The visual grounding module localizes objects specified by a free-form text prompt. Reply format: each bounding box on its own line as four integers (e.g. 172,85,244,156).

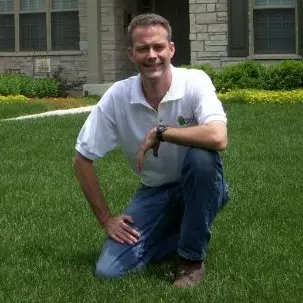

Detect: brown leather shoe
173,261,205,288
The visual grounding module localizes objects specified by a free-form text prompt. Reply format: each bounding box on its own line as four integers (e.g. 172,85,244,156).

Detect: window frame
0,0,80,53
250,0,299,56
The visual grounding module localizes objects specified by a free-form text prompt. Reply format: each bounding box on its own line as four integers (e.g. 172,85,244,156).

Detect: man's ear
169,42,175,59
127,47,134,62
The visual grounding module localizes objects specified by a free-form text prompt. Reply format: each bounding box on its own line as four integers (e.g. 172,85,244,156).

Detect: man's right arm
73,152,112,226
73,152,140,244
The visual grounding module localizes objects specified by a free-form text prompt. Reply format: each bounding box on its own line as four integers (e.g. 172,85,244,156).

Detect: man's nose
147,47,157,59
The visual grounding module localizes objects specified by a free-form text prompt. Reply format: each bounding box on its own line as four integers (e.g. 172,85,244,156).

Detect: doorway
137,0,190,66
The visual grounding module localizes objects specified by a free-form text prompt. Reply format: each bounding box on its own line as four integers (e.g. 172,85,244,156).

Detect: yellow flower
0,94,29,104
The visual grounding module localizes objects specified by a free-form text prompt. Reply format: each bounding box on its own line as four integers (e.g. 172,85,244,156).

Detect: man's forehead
132,24,168,38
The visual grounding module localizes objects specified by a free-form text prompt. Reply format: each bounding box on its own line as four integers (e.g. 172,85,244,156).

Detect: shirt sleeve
189,69,227,125
75,88,119,160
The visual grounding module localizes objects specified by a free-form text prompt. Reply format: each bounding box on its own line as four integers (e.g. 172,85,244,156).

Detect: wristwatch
156,124,168,142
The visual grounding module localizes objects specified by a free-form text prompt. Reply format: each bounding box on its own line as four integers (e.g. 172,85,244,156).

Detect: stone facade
100,0,136,82
0,0,136,85
1,0,299,85
189,0,242,68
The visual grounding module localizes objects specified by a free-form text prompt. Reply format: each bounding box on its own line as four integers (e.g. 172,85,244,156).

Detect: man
73,13,229,288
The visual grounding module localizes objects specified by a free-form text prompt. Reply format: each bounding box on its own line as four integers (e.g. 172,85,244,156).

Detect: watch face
156,125,167,142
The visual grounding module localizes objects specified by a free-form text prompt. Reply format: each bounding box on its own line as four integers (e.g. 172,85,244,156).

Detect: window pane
0,0,13,12
52,0,78,9
255,0,295,6
254,9,296,54
20,13,46,51
20,0,45,11
0,14,14,51
51,11,79,50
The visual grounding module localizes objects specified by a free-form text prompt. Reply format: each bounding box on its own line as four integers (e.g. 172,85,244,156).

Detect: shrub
261,60,303,90
218,89,303,104
185,60,303,92
215,60,266,92
0,94,29,104
0,73,60,98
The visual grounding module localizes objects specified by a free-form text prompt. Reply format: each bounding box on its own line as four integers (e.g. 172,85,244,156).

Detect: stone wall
189,0,242,68
100,0,136,82
0,0,88,86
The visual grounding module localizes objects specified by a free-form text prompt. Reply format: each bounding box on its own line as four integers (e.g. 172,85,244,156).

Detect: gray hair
127,13,172,46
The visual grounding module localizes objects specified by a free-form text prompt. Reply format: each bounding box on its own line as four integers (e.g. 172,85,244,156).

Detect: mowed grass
0,96,99,119
0,103,303,303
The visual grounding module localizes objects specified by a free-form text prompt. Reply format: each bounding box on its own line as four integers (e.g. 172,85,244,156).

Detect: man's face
128,25,175,81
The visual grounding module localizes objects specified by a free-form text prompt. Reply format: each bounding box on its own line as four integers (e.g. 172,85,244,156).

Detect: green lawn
1,103,303,302
0,96,99,119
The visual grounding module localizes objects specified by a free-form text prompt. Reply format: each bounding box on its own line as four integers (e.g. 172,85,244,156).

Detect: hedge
1,90,302,105
185,60,303,92
0,73,60,98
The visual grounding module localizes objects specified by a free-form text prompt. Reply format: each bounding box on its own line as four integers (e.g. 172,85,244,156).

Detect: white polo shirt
75,66,227,187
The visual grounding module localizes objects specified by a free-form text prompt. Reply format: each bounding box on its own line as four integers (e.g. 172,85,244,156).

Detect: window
0,0,13,11
0,0,14,51
20,13,47,51
0,14,15,51
253,0,296,54
0,0,79,52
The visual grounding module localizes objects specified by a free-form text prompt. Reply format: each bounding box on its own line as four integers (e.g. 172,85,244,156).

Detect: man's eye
137,47,148,52
154,45,165,51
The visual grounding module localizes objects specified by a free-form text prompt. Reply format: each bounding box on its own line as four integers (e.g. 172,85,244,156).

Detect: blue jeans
95,148,229,278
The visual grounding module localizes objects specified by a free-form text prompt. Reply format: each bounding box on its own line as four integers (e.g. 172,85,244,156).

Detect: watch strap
156,124,168,142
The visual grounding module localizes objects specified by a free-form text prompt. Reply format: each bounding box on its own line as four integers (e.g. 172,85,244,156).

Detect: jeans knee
94,238,143,279
182,148,221,177
95,262,121,279
94,241,126,279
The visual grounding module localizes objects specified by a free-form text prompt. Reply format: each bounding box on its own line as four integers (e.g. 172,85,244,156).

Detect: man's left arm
161,121,227,151
136,121,227,173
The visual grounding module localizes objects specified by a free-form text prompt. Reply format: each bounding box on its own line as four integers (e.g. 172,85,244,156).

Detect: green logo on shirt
178,116,194,126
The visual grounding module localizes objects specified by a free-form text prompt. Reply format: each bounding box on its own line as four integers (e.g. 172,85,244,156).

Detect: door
137,0,190,66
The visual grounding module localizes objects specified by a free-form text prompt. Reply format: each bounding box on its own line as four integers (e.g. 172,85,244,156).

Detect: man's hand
104,215,140,245
137,127,160,173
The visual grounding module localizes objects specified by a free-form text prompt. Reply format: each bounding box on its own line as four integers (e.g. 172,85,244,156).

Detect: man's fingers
121,222,140,239
111,234,125,244
136,151,144,173
112,230,137,245
122,215,140,238
123,215,134,223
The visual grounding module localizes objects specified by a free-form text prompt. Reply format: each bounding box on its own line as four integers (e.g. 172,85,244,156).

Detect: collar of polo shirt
130,65,186,106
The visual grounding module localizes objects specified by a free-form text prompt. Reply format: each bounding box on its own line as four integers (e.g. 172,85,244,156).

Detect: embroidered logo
177,115,194,126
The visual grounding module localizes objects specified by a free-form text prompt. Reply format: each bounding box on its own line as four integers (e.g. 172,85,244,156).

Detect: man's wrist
156,124,168,142
100,213,112,228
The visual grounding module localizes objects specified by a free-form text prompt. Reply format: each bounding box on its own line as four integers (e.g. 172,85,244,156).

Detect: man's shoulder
174,66,210,81
107,74,138,97
172,66,214,94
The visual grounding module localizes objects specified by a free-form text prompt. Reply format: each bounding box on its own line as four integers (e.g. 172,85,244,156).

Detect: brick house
0,0,302,85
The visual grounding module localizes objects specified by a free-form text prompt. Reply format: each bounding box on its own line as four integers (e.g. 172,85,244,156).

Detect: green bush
215,60,266,92
184,60,303,92
0,73,60,98
261,60,303,90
